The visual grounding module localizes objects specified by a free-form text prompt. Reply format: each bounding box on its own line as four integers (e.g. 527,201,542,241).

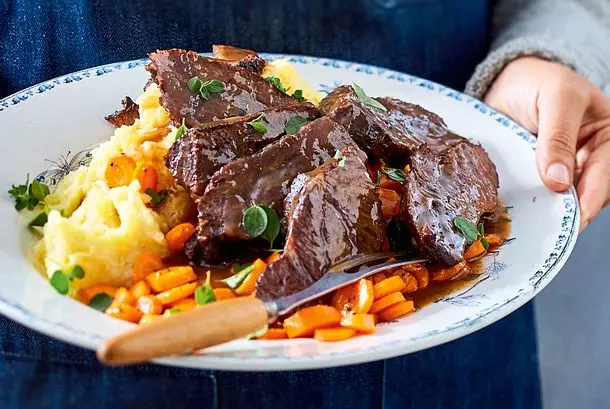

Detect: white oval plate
0,54,579,371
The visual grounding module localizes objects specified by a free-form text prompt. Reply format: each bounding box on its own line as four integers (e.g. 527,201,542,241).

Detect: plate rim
0,53,580,371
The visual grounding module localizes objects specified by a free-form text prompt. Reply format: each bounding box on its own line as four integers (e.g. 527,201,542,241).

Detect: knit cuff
465,37,607,99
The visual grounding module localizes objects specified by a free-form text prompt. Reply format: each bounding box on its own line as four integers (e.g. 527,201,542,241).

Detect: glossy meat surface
212,44,267,74
319,85,461,166
186,117,356,265
256,145,386,300
105,96,139,127
401,141,499,265
166,103,319,196
147,49,295,127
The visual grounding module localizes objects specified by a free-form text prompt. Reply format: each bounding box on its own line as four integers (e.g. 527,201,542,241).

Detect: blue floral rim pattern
0,54,579,368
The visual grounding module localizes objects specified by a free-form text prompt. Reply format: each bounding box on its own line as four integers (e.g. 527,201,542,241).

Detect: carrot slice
257,328,288,340
213,288,236,300
464,239,487,261
376,188,401,219
130,280,151,298
284,305,342,338
431,261,468,282
114,287,137,306
265,251,282,264
137,166,158,193
235,258,267,296
166,223,196,252
373,276,406,300
378,300,415,321
136,295,164,315
145,266,197,293
155,282,198,305
105,154,136,188
139,314,163,325
340,313,376,334
80,285,118,304
369,291,406,314
486,233,504,247
171,297,197,312
105,302,142,323
399,263,429,289
331,278,374,315
133,252,164,283
314,327,356,342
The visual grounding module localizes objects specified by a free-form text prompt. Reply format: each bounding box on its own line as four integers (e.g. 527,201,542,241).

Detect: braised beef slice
186,117,356,265
212,44,267,75
255,145,386,300
319,86,462,166
401,141,499,265
166,103,319,196
105,96,139,127
147,49,296,127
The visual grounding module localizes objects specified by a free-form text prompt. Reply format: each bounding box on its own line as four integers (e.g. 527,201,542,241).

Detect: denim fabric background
0,1,540,408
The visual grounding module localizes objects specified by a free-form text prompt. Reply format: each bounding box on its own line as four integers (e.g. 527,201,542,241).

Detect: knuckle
547,130,576,156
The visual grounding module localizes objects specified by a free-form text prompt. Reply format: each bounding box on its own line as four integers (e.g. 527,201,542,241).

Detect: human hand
485,57,610,230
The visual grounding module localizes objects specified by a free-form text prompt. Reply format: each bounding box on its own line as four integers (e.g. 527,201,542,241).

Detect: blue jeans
0,1,541,408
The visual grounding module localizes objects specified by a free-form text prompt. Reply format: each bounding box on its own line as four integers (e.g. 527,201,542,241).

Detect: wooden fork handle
97,297,269,365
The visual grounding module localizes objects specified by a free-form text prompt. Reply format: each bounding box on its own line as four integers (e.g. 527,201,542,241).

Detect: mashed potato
36,60,323,292
262,59,326,105
36,84,174,290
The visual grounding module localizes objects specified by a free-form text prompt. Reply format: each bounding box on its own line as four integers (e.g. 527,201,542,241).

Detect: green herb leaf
222,264,255,289
352,83,388,112
50,271,70,295
167,307,181,315
67,265,85,280
284,116,308,135
453,216,478,244
194,284,216,305
89,293,113,312
9,175,51,212
175,118,189,141
203,79,225,93
291,89,305,102
145,188,168,207
265,76,288,93
247,113,267,134
333,150,346,167
188,77,225,100
260,206,280,248
481,237,490,251
375,170,382,187
188,77,203,93
232,262,253,273
243,204,268,237
29,212,48,227
477,223,485,237
30,180,50,202
380,167,406,183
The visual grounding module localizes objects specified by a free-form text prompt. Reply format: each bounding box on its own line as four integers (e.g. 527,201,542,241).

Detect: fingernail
547,162,571,185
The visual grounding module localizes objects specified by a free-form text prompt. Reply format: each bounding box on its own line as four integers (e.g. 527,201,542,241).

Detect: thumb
535,85,587,192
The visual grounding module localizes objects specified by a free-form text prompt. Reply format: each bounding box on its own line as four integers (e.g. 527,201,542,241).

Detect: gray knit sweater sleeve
465,0,610,98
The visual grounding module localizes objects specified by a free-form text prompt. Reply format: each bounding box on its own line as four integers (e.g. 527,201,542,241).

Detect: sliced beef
319,85,462,166
401,141,499,265
186,117,355,265
212,44,267,75
255,145,386,300
105,96,139,127
166,103,319,196
147,49,296,128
